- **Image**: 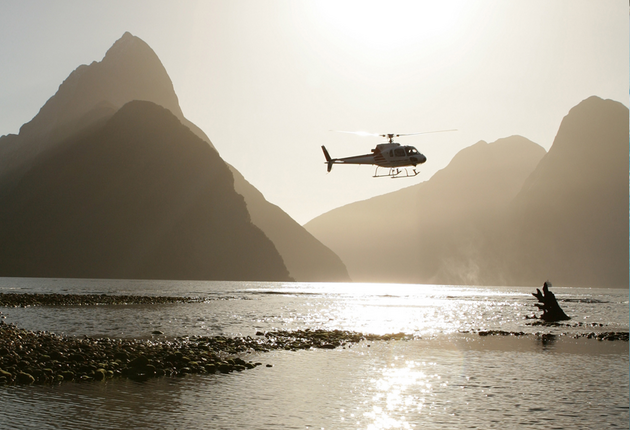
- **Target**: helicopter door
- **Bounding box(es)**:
[394,148,405,157]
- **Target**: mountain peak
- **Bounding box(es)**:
[103,32,156,66]
[103,31,140,57]
[17,32,182,142]
[120,30,134,40]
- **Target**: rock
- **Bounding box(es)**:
[61,371,76,381]
[50,351,64,360]
[217,363,232,374]
[129,355,149,369]
[16,372,35,384]
[93,369,107,381]
[113,351,129,361]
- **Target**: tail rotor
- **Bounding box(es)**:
[321,146,334,172]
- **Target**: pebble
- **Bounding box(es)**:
[475,329,629,342]
[0,293,206,307]
[0,322,409,386]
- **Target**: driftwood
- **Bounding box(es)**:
[532,281,570,322]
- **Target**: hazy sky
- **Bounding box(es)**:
[0,1,627,224]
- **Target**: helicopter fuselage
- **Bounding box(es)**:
[322,142,426,170]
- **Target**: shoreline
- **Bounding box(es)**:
[0,321,627,387]
[0,292,207,307]
[1,292,627,386]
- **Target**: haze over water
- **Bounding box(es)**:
[0,278,627,429]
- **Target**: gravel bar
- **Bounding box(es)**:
[0,292,206,307]
[0,322,408,386]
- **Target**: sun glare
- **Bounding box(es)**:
[363,359,440,429]
[308,0,468,56]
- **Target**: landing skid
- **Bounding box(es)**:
[373,167,420,179]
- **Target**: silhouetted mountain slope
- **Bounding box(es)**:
[0,101,291,281]
[504,96,628,287]
[0,32,349,281]
[231,168,349,281]
[305,136,546,284]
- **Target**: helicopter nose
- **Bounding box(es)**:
[417,153,426,164]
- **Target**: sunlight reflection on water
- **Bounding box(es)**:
[2,339,626,429]
[364,360,434,429]
[0,279,627,429]
[1,280,627,339]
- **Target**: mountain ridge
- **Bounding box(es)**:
[305,135,546,284]
[305,96,628,287]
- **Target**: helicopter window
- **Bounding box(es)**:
[406,147,418,155]
[394,148,405,157]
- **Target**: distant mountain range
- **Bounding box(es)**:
[0,32,349,282]
[305,96,629,288]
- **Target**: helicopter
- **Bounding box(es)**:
[321,130,455,178]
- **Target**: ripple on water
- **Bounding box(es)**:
[0,336,627,429]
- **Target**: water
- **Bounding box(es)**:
[0,278,628,429]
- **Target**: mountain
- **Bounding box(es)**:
[0,32,349,282]
[230,168,351,281]
[0,101,292,280]
[0,32,210,195]
[503,96,628,287]
[305,136,546,284]
[306,96,628,288]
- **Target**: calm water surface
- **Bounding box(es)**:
[0,278,627,429]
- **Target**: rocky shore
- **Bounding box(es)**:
[0,292,206,307]
[476,329,629,341]
[0,321,406,386]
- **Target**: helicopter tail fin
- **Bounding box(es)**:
[321,146,333,172]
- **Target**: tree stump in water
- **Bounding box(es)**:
[532,281,570,322]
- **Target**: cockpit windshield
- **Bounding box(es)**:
[405,147,419,155]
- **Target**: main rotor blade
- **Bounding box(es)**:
[332,129,457,138]
[381,129,458,138]
[332,130,380,137]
